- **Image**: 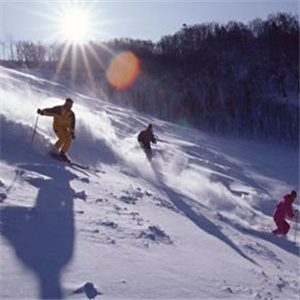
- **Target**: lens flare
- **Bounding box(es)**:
[107,52,141,90]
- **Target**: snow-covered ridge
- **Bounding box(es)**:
[0,66,299,299]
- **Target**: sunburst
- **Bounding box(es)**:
[50,2,110,92]
[59,7,92,44]
[14,2,141,93]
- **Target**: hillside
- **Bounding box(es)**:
[0,66,299,299]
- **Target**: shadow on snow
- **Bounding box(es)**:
[150,163,259,266]
[0,163,77,299]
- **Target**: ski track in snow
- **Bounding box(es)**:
[0,66,299,299]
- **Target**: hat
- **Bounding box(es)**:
[65,98,73,103]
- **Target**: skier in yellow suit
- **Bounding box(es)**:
[37,98,75,162]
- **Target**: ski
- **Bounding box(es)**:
[69,161,89,170]
[49,152,89,169]
[48,152,102,177]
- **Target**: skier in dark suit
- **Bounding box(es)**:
[137,124,157,161]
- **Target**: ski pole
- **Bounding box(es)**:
[294,212,299,244]
[31,114,39,146]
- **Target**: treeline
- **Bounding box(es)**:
[1,13,299,144]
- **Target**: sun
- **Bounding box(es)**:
[59,7,92,44]
[46,2,137,93]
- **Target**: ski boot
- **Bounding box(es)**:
[59,151,71,163]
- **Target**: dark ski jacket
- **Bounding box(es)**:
[138,129,156,149]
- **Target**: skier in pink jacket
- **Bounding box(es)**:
[272,191,298,236]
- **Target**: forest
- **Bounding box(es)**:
[1,13,299,145]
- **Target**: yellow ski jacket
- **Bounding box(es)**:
[42,105,75,133]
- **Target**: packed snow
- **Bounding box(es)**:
[0,66,299,299]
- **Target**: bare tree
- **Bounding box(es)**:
[8,35,15,61]
[0,40,6,60]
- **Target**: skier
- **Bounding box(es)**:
[137,124,157,161]
[37,98,75,162]
[272,190,298,236]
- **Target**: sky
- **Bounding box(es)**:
[0,0,299,44]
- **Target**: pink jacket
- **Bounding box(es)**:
[273,195,295,221]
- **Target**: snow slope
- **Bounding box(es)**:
[0,66,299,299]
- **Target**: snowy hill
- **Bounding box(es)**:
[0,66,299,299]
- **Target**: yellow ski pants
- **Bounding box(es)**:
[54,127,72,153]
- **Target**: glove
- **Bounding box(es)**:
[71,132,76,140]
[37,109,44,115]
